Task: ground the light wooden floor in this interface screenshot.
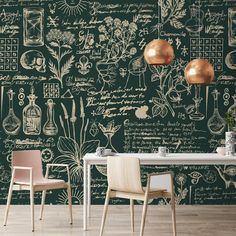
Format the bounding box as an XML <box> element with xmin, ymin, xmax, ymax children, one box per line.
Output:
<box><xmin>0</xmin><ymin>205</ymin><xmax>236</xmax><ymax>235</ymax></box>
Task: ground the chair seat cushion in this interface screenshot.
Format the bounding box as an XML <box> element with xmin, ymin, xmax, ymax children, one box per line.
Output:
<box><xmin>15</xmin><ymin>178</ymin><xmax>65</xmax><ymax>186</ymax></box>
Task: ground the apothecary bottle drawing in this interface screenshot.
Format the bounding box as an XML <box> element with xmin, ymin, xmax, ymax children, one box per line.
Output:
<box><xmin>23</xmin><ymin>87</ymin><xmax>41</xmax><ymax>135</ymax></box>
<box><xmin>3</xmin><ymin>89</ymin><xmax>21</xmax><ymax>135</ymax></box>
<box><xmin>228</xmin><ymin>8</ymin><xmax>236</xmax><ymax>47</ymax></box>
<box><xmin>23</xmin><ymin>7</ymin><xmax>44</xmax><ymax>47</ymax></box>
<box><xmin>227</xmin><ymin>94</ymin><xmax>236</xmax><ymax>132</ymax></box>
<box><xmin>43</xmin><ymin>99</ymin><xmax>58</xmax><ymax>136</ymax></box>
<box><xmin>207</xmin><ymin>89</ymin><xmax>226</xmax><ymax>135</ymax></box>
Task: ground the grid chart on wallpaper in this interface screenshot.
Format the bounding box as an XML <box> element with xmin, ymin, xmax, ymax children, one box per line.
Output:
<box><xmin>0</xmin><ymin>38</ymin><xmax>18</xmax><ymax>71</ymax></box>
<box><xmin>190</xmin><ymin>38</ymin><xmax>223</xmax><ymax>71</ymax></box>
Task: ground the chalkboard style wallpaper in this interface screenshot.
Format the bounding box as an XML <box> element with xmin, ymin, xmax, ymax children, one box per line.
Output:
<box><xmin>0</xmin><ymin>0</ymin><xmax>236</xmax><ymax>205</ymax></box>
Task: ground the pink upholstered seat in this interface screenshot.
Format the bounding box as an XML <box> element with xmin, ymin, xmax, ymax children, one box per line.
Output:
<box><xmin>4</xmin><ymin>150</ymin><xmax>73</xmax><ymax>231</ymax></box>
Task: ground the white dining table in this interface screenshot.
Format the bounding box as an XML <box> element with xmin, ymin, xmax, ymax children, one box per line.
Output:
<box><xmin>83</xmin><ymin>152</ymin><xmax>236</xmax><ymax>230</ymax></box>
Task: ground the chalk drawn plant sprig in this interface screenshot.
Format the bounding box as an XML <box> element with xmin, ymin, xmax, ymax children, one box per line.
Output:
<box><xmin>46</xmin><ymin>29</ymin><xmax>75</xmax><ymax>88</ymax></box>
<box><xmin>96</xmin><ymin>17</ymin><xmax>138</xmax><ymax>90</ymax></box>
<box><xmin>151</xmin><ymin>58</ymin><xmax>190</xmax><ymax>118</ymax></box>
<box><xmin>53</xmin><ymin>98</ymin><xmax>99</xmax><ymax>182</ymax></box>
<box><xmin>152</xmin><ymin>0</ymin><xmax>186</xmax><ymax>32</ymax></box>
<box><xmin>97</xmin><ymin>17</ymin><xmax>138</xmax><ymax>63</ymax></box>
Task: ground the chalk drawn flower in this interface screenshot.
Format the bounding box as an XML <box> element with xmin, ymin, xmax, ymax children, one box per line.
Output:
<box><xmin>104</xmin><ymin>16</ymin><xmax>113</xmax><ymax>26</ymax></box>
<box><xmin>175</xmin><ymin>173</ymin><xmax>187</xmax><ymax>185</ymax></box>
<box><xmin>114</xmin><ymin>29</ymin><xmax>122</xmax><ymax>37</ymax></box>
<box><xmin>122</xmin><ymin>20</ymin><xmax>129</xmax><ymax>27</ymax></box>
<box><xmin>130</xmin><ymin>47</ymin><xmax>137</xmax><ymax>55</ymax></box>
<box><xmin>98</xmin><ymin>25</ymin><xmax>106</xmax><ymax>33</ymax></box>
<box><xmin>129</xmin><ymin>22</ymin><xmax>138</xmax><ymax>32</ymax></box>
<box><xmin>99</xmin><ymin>34</ymin><xmax>106</xmax><ymax>42</ymax></box>
<box><xmin>114</xmin><ymin>18</ymin><xmax>121</xmax><ymax>27</ymax></box>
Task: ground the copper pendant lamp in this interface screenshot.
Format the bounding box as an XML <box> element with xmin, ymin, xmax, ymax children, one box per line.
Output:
<box><xmin>185</xmin><ymin>59</ymin><xmax>214</xmax><ymax>85</ymax></box>
<box><xmin>143</xmin><ymin>1</ymin><xmax>174</xmax><ymax>66</ymax></box>
<box><xmin>144</xmin><ymin>39</ymin><xmax>174</xmax><ymax>65</ymax></box>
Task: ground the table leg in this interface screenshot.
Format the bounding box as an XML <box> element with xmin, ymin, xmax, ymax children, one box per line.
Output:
<box><xmin>83</xmin><ymin>160</ymin><xmax>87</xmax><ymax>230</ymax></box>
<box><xmin>87</xmin><ymin>164</ymin><xmax>91</xmax><ymax>218</ymax></box>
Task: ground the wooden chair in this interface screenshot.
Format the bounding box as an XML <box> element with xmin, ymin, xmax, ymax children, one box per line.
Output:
<box><xmin>3</xmin><ymin>150</ymin><xmax>72</xmax><ymax>231</ymax></box>
<box><xmin>100</xmin><ymin>156</ymin><xmax>176</xmax><ymax>236</ymax></box>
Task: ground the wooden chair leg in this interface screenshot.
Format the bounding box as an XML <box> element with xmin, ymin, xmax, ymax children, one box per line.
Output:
<box><xmin>67</xmin><ymin>185</ymin><xmax>73</xmax><ymax>224</ymax></box>
<box><xmin>39</xmin><ymin>190</ymin><xmax>46</xmax><ymax>220</ymax></box>
<box><xmin>171</xmin><ymin>197</ymin><xmax>177</xmax><ymax>236</ymax></box>
<box><xmin>3</xmin><ymin>176</ymin><xmax>14</xmax><ymax>226</ymax></box>
<box><xmin>140</xmin><ymin>196</ymin><xmax>148</xmax><ymax>236</ymax></box>
<box><xmin>99</xmin><ymin>189</ymin><xmax>111</xmax><ymax>236</ymax></box>
<box><xmin>130</xmin><ymin>199</ymin><xmax>134</xmax><ymax>232</ymax></box>
<box><xmin>30</xmin><ymin>188</ymin><xmax>35</xmax><ymax>232</ymax></box>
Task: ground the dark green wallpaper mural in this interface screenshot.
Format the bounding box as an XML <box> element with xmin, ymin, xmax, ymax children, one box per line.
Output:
<box><xmin>0</xmin><ymin>0</ymin><xmax>236</xmax><ymax>205</ymax></box>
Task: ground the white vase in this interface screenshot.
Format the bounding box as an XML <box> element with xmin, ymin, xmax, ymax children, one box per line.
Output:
<box><xmin>225</xmin><ymin>132</ymin><xmax>235</xmax><ymax>156</ymax></box>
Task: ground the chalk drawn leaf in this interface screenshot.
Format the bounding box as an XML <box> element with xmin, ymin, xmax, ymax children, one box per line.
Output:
<box><xmin>152</xmin><ymin>105</ymin><xmax>162</xmax><ymax>117</ymax></box>
<box><xmin>170</xmin><ymin>18</ymin><xmax>184</xmax><ymax>29</ymax></box>
<box><xmin>81</xmin><ymin>140</ymin><xmax>100</xmax><ymax>157</ymax></box>
<box><xmin>159</xmin><ymin>106</ymin><xmax>168</xmax><ymax>118</ymax></box>
<box><xmin>61</xmin><ymin>49</ymin><xmax>72</xmax><ymax>59</ymax></box>
<box><xmin>49</xmin><ymin>41</ymin><xmax>59</xmax><ymax>47</ymax></box>
<box><xmin>47</xmin><ymin>45</ymin><xmax>59</xmax><ymax>60</ymax></box>
<box><xmin>62</xmin><ymin>44</ymin><xmax>72</xmax><ymax>49</ymax></box>
<box><xmin>152</xmin><ymin>96</ymin><xmax>165</xmax><ymax>106</ymax></box>
<box><xmin>175</xmin><ymin>10</ymin><xmax>186</xmax><ymax>19</ymax></box>
<box><xmin>52</xmin><ymin>154</ymin><xmax>76</xmax><ymax>172</ymax></box>
<box><xmin>58</xmin><ymin>136</ymin><xmax>80</xmax><ymax>156</ymax></box>
<box><xmin>48</xmin><ymin>60</ymin><xmax>59</xmax><ymax>78</ymax></box>
<box><xmin>180</xmin><ymin>188</ymin><xmax>188</xmax><ymax>199</ymax></box>
<box><xmin>176</xmin><ymin>0</ymin><xmax>185</xmax><ymax>11</ymax></box>
<box><xmin>60</xmin><ymin>55</ymin><xmax>75</xmax><ymax>78</ymax></box>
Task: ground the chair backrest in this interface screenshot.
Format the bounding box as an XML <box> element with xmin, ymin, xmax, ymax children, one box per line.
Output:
<box><xmin>107</xmin><ymin>156</ymin><xmax>144</xmax><ymax>193</ymax></box>
<box><xmin>12</xmin><ymin>150</ymin><xmax>44</xmax><ymax>183</ymax></box>
<box><xmin>149</xmin><ymin>174</ymin><xmax>173</xmax><ymax>193</ymax></box>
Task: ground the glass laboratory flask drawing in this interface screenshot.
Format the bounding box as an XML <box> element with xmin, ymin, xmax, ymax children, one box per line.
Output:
<box><xmin>2</xmin><ymin>89</ymin><xmax>21</xmax><ymax>135</ymax></box>
<box><xmin>185</xmin><ymin>4</ymin><xmax>204</xmax><ymax>37</ymax></box>
<box><xmin>207</xmin><ymin>89</ymin><xmax>226</xmax><ymax>135</ymax></box>
<box><xmin>43</xmin><ymin>99</ymin><xmax>58</xmax><ymax>136</ymax></box>
<box><xmin>227</xmin><ymin>94</ymin><xmax>236</xmax><ymax>132</ymax></box>
<box><xmin>23</xmin><ymin>7</ymin><xmax>44</xmax><ymax>47</ymax></box>
<box><xmin>23</xmin><ymin>88</ymin><xmax>41</xmax><ymax>135</ymax></box>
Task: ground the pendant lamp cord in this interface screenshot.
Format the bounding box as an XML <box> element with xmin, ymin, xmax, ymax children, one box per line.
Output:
<box><xmin>158</xmin><ymin>0</ymin><xmax>160</xmax><ymax>39</ymax></box>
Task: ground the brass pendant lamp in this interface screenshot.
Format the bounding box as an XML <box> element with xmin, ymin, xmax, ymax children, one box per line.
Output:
<box><xmin>144</xmin><ymin>2</ymin><xmax>174</xmax><ymax>65</ymax></box>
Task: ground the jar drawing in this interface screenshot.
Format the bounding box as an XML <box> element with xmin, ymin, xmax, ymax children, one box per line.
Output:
<box><xmin>185</xmin><ymin>4</ymin><xmax>204</xmax><ymax>37</ymax></box>
<box><xmin>23</xmin><ymin>87</ymin><xmax>41</xmax><ymax>135</ymax></box>
<box><xmin>228</xmin><ymin>8</ymin><xmax>236</xmax><ymax>47</ymax></box>
<box><xmin>2</xmin><ymin>89</ymin><xmax>21</xmax><ymax>135</ymax></box>
<box><xmin>43</xmin><ymin>99</ymin><xmax>58</xmax><ymax>136</ymax></box>
<box><xmin>207</xmin><ymin>89</ymin><xmax>226</xmax><ymax>135</ymax></box>
<box><xmin>227</xmin><ymin>94</ymin><xmax>236</xmax><ymax>132</ymax></box>
<box><xmin>23</xmin><ymin>7</ymin><xmax>44</xmax><ymax>47</ymax></box>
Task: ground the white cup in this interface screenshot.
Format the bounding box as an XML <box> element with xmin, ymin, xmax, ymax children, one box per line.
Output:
<box><xmin>216</xmin><ymin>147</ymin><xmax>226</xmax><ymax>156</ymax></box>
<box><xmin>158</xmin><ymin>147</ymin><xmax>169</xmax><ymax>157</ymax></box>
<box><xmin>104</xmin><ymin>149</ymin><xmax>112</xmax><ymax>156</ymax></box>
<box><xmin>96</xmin><ymin>147</ymin><xmax>105</xmax><ymax>156</ymax></box>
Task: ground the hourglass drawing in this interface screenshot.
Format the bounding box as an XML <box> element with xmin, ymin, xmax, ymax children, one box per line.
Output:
<box><xmin>98</xmin><ymin>120</ymin><xmax>121</xmax><ymax>153</ymax></box>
